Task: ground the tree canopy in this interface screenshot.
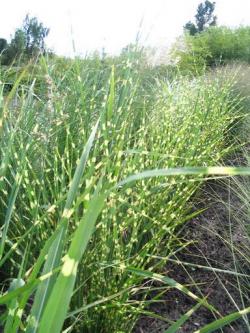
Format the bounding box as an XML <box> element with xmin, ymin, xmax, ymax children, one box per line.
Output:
<box><xmin>0</xmin><ymin>38</ymin><xmax>7</xmax><ymax>53</ymax></box>
<box><xmin>184</xmin><ymin>1</ymin><xmax>217</xmax><ymax>35</ymax></box>
<box><xmin>0</xmin><ymin>15</ymin><xmax>50</xmax><ymax>65</ymax></box>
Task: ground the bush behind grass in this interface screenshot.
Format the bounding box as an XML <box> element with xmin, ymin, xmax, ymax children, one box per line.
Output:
<box><xmin>172</xmin><ymin>26</ymin><xmax>250</xmax><ymax>74</ymax></box>
<box><xmin>0</xmin><ymin>53</ymin><xmax>243</xmax><ymax>332</ymax></box>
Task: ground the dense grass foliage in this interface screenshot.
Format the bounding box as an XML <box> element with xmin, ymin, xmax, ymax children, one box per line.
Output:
<box><xmin>173</xmin><ymin>26</ymin><xmax>250</xmax><ymax>73</ymax></box>
<box><xmin>0</xmin><ymin>54</ymin><xmax>245</xmax><ymax>332</ymax></box>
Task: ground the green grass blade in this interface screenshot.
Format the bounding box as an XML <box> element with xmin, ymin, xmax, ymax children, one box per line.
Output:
<box><xmin>194</xmin><ymin>306</ymin><xmax>250</xmax><ymax>333</ymax></box>
<box><xmin>117</xmin><ymin>167</ymin><xmax>250</xmax><ymax>188</ymax></box>
<box><xmin>37</xmin><ymin>191</ymin><xmax>106</xmax><ymax>333</ymax></box>
<box><xmin>107</xmin><ymin>65</ymin><xmax>115</xmax><ymax>122</ymax></box>
<box><xmin>66</xmin><ymin>287</ymin><xmax>132</xmax><ymax>318</ymax></box>
<box><xmin>126</xmin><ymin>267</ymin><xmax>218</xmax><ymax>314</ymax></box>
<box><xmin>0</xmin><ymin>267</ymin><xmax>59</xmax><ymax>305</ymax></box>
<box><xmin>0</xmin><ymin>66</ymin><xmax>28</xmax><ymax>134</ymax></box>
<box><xmin>164</xmin><ymin>303</ymin><xmax>201</xmax><ymax>333</ymax></box>
<box><xmin>0</xmin><ymin>172</ymin><xmax>22</xmax><ymax>260</ymax></box>
<box><xmin>26</xmin><ymin>119</ymin><xmax>100</xmax><ymax>333</ymax></box>
<box><xmin>3</xmin><ymin>279</ymin><xmax>25</xmax><ymax>333</ymax></box>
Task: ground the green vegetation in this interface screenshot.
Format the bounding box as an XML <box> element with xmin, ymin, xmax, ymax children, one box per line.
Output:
<box><xmin>0</xmin><ymin>15</ymin><xmax>49</xmax><ymax>66</ymax></box>
<box><xmin>173</xmin><ymin>26</ymin><xmax>250</xmax><ymax>73</ymax></box>
<box><xmin>0</xmin><ymin>8</ymin><xmax>250</xmax><ymax>333</ymax></box>
<box><xmin>184</xmin><ymin>0</ymin><xmax>217</xmax><ymax>36</ymax></box>
<box><xmin>0</xmin><ymin>50</ymin><xmax>249</xmax><ymax>332</ymax></box>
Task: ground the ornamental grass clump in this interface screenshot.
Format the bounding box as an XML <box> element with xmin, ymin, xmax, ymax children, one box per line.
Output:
<box><xmin>0</xmin><ymin>54</ymin><xmax>243</xmax><ymax>332</ymax></box>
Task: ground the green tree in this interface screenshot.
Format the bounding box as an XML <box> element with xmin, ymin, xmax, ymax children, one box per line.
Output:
<box><xmin>22</xmin><ymin>15</ymin><xmax>50</xmax><ymax>55</ymax></box>
<box><xmin>184</xmin><ymin>1</ymin><xmax>217</xmax><ymax>35</ymax></box>
<box><xmin>183</xmin><ymin>22</ymin><xmax>198</xmax><ymax>36</ymax></box>
<box><xmin>3</xmin><ymin>29</ymin><xmax>26</xmax><ymax>65</ymax></box>
<box><xmin>0</xmin><ymin>38</ymin><xmax>7</xmax><ymax>53</ymax></box>
<box><xmin>1</xmin><ymin>15</ymin><xmax>50</xmax><ymax>65</ymax></box>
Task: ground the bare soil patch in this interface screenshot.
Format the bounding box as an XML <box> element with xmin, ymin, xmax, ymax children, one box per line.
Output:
<box><xmin>135</xmin><ymin>179</ymin><xmax>250</xmax><ymax>333</ymax></box>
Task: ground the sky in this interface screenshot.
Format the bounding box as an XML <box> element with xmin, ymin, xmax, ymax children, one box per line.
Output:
<box><xmin>1</xmin><ymin>0</ymin><xmax>250</xmax><ymax>57</ymax></box>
